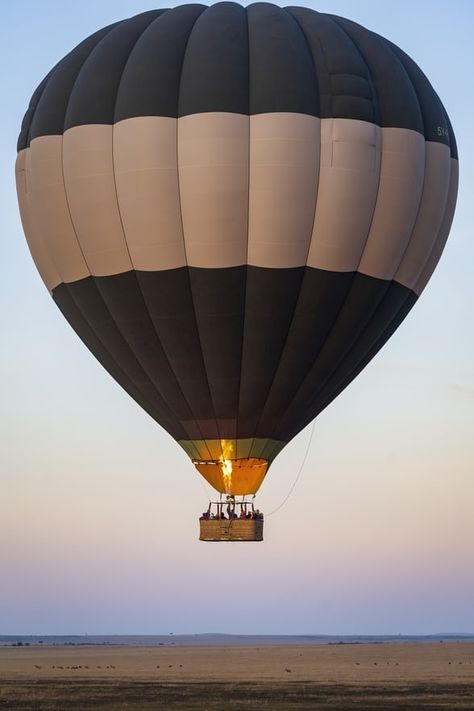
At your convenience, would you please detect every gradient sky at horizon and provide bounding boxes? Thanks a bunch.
[1,0,473,636]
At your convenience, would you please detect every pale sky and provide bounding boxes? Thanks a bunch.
[0,0,473,635]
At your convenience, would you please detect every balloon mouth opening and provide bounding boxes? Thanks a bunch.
[192,458,269,496]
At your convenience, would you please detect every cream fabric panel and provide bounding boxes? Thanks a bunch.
[247,113,320,267]
[414,158,459,296]
[18,115,455,285]
[307,118,381,272]
[25,135,90,284]
[62,124,132,276]
[358,128,425,280]
[395,141,451,291]
[15,149,61,291]
[113,116,186,271]
[178,112,249,267]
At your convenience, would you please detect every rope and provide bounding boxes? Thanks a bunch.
[265,420,316,517]
[197,475,212,506]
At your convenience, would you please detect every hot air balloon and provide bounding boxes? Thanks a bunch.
[16,3,458,541]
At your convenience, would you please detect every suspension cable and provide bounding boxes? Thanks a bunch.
[197,474,212,505]
[265,420,316,517]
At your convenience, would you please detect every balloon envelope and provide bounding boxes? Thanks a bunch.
[16,4,458,495]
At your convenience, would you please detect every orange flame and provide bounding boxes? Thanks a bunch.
[219,440,234,494]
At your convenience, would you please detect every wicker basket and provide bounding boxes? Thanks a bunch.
[199,518,264,542]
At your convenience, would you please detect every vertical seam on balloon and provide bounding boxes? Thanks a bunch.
[175,7,219,462]
[412,150,455,295]
[412,156,456,295]
[293,27,433,425]
[58,11,157,278]
[41,26,113,276]
[358,31,451,296]
[275,18,447,441]
[29,19,124,287]
[59,139,185,438]
[22,71,55,150]
[234,4,251,461]
[414,158,457,295]
[108,11,164,273]
[59,135,91,278]
[420,104,458,284]
[22,145,62,290]
[110,11,208,460]
[379,37,452,294]
[58,15,189,441]
[374,35,430,289]
[246,7,324,459]
[328,17,385,278]
[277,20,409,425]
[265,14,388,444]
[278,16,391,440]
[315,290,418,416]
[26,21,123,149]
[55,284,180,435]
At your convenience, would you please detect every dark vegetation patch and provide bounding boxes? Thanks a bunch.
[1,680,474,710]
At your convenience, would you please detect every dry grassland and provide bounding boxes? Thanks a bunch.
[0,642,473,709]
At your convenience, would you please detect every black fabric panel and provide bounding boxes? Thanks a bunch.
[382,38,454,152]
[53,279,187,441]
[64,11,162,130]
[247,3,318,116]
[51,268,419,450]
[136,269,219,441]
[115,5,205,121]
[188,267,247,443]
[282,283,416,442]
[329,15,424,133]
[18,73,53,151]
[268,272,392,443]
[93,271,208,442]
[20,3,455,134]
[237,267,304,439]
[253,268,354,441]
[315,289,417,417]
[178,3,249,117]
[29,23,121,142]
[287,7,375,123]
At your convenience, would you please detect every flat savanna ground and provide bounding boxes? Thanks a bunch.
[0,643,473,709]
